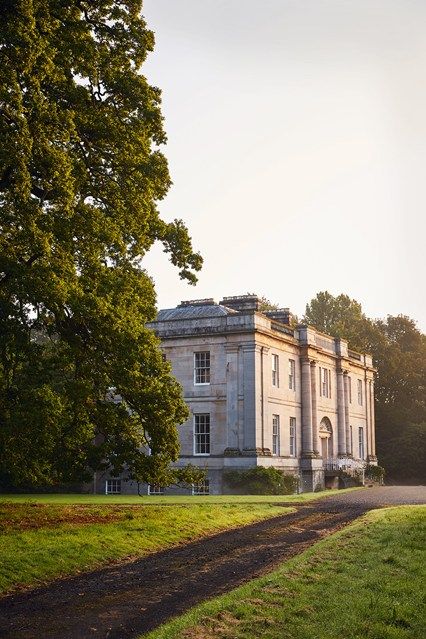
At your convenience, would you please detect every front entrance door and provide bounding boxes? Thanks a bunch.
[319,417,333,460]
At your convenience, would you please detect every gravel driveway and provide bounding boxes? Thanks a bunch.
[316,485,426,508]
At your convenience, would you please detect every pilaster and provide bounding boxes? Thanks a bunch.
[336,367,346,456]
[310,359,319,454]
[368,379,377,462]
[260,345,270,453]
[242,343,257,451]
[225,344,239,451]
[301,357,314,456]
[364,373,370,459]
[343,371,352,456]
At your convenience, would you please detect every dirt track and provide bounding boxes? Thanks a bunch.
[0,486,424,639]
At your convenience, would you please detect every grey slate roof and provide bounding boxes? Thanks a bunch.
[156,305,238,322]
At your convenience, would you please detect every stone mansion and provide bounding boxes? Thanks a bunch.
[100,294,377,495]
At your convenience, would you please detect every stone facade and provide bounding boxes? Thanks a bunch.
[96,295,377,495]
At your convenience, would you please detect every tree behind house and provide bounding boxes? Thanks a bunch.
[304,292,426,483]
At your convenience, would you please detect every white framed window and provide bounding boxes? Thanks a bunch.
[192,479,210,495]
[357,379,363,405]
[194,351,210,385]
[194,413,210,455]
[350,425,353,455]
[358,427,365,460]
[105,479,121,495]
[319,367,331,398]
[289,417,296,456]
[288,359,296,390]
[272,354,279,387]
[272,414,280,455]
[148,484,164,495]
[348,377,352,403]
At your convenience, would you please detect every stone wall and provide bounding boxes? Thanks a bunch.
[91,297,376,495]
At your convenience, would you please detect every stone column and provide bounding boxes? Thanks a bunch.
[260,346,270,453]
[237,345,244,451]
[343,371,351,456]
[225,344,239,451]
[301,357,313,455]
[242,343,257,451]
[364,374,370,459]
[366,379,372,459]
[369,380,377,459]
[336,367,346,456]
[310,360,319,454]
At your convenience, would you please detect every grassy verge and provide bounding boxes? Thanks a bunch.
[145,505,426,639]
[0,501,292,594]
[0,487,360,505]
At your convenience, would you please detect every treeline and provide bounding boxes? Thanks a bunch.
[304,292,426,483]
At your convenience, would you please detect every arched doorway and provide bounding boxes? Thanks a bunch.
[319,417,333,460]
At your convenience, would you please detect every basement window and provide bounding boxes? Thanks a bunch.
[192,479,210,495]
[105,479,121,495]
[148,484,164,495]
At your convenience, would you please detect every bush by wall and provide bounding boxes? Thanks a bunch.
[365,464,386,484]
[224,466,298,495]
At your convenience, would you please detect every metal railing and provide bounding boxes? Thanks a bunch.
[323,458,365,477]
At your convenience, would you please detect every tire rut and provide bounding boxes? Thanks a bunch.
[0,504,367,639]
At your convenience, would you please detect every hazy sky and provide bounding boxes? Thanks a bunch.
[141,0,426,330]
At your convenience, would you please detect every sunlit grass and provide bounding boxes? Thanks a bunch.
[0,488,362,594]
[145,505,426,639]
[0,501,292,594]
[0,487,361,505]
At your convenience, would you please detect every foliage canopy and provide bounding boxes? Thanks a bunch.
[0,0,203,488]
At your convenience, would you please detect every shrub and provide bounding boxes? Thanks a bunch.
[339,469,364,486]
[365,464,385,483]
[224,467,298,495]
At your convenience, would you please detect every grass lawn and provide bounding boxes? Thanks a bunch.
[0,488,360,595]
[145,505,426,639]
[0,500,293,595]
[0,487,359,505]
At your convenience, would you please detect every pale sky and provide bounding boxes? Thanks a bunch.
[141,0,426,330]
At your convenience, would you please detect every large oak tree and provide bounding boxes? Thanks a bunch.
[0,1,203,488]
